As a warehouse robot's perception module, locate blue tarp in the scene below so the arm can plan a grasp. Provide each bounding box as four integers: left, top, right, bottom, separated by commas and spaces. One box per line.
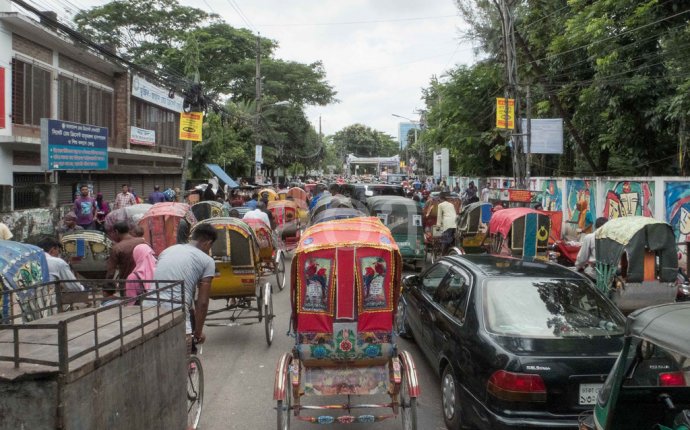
205, 164, 239, 188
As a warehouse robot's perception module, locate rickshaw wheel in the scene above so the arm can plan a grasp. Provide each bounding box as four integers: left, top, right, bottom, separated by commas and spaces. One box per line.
395, 300, 413, 340
187, 355, 204, 429
275, 252, 286, 291
265, 286, 274, 346
276, 366, 291, 429
400, 361, 418, 430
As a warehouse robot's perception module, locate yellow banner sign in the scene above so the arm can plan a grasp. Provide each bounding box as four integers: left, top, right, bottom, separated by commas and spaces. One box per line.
179, 112, 204, 141
496, 98, 515, 129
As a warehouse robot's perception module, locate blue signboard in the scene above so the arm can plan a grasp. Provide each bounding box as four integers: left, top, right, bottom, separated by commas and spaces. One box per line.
40, 119, 108, 171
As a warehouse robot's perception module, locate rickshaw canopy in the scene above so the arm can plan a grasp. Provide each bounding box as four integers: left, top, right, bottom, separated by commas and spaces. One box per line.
194, 217, 259, 258
139, 202, 197, 255
258, 188, 278, 201
625, 302, 690, 358
457, 202, 492, 234
287, 187, 308, 203
595, 216, 677, 283
489, 207, 539, 237
191, 200, 227, 221
0, 241, 49, 291
104, 203, 152, 233
310, 208, 366, 226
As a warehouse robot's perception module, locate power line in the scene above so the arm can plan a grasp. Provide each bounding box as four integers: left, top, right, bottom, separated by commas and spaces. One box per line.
223, 0, 256, 32
257, 14, 458, 27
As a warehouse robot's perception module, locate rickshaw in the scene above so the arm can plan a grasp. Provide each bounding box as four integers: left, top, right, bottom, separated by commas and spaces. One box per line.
309, 208, 367, 226
579, 302, 690, 430
243, 218, 287, 291
268, 200, 301, 249
594, 217, 678, 314
455, 201, 492, 254
366, 196, 425, 271
277, 190, 288, 201
0, 241, 50, 322
273, 217, 420, 428
259, 188, 278, 202
487, 207, 551, 259
138, 202, 197, 256
60, 230, 112, 279
193, 218, 275, 345
191, 200, 227, 221
422, 193, 462, 263
103, 203, 152, 239
287, 187, 309, 225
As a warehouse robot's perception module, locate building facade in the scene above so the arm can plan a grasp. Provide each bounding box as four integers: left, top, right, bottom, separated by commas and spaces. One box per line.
0, 1, 185, 213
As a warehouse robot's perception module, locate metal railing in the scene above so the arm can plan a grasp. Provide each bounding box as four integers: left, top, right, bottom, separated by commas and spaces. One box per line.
0, 279, 185, 374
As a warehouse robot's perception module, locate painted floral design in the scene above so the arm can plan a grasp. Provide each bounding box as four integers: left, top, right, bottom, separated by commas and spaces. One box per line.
303, 257, 331, 312
361, 257, 387, 309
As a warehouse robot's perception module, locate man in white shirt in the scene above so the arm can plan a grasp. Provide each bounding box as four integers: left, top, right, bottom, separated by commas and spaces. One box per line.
243, 201, 271, 227
37, 237, 84, 292
575, 217, 608, 279
436, 192, 458, 255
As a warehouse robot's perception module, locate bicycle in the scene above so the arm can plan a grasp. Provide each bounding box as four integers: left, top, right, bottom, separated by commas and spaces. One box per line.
187, 339, 204, 429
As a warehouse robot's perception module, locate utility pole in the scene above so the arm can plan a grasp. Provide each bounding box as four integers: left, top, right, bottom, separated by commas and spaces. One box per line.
180, 34, 201, 193
525, 85, 531, 184
254, 34, 262, 183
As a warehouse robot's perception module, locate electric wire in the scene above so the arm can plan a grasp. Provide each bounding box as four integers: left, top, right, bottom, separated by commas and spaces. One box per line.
257, 14, 459, 28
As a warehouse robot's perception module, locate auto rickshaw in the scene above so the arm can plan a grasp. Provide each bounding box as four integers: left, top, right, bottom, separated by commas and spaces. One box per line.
366, 196, 425, 271
104, 203, 152, 239
138, 202, 197, 256
579, 302, 690, 430
193, 218, 275, 345
309, 208, 367, 226
243, 218, 286, 291
273, 217, 420, 428
594, 217, 678, 314
0, 241, 50, 322
268, 200, 300, 249
487, 207, 551, 259
455, 202, 492, 254
191, 200, 227, 221
60, 230, 112, 279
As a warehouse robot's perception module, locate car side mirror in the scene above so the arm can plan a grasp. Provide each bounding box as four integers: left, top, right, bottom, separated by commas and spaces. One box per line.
403, 274, 420, 290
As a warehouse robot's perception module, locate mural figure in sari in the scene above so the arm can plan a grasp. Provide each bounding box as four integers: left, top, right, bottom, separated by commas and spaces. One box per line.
566, 180, 595, 234
604, 181, 654, 219
666, 182, 690, 243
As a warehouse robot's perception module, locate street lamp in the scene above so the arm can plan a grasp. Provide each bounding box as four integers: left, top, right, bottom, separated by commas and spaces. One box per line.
392, 113, 420, 175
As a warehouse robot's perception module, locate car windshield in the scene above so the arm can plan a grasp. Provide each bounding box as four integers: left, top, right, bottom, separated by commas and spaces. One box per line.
484, 278, 625, 338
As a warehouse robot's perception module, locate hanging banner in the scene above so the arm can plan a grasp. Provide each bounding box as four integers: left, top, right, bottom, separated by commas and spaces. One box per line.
129, 126, 156, 146
131, 75, 184, 112
496, 98, 515, 129
179, 112, 203, 141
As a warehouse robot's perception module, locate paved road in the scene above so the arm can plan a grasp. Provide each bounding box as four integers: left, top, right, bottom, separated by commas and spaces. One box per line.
198, 253, 446, 430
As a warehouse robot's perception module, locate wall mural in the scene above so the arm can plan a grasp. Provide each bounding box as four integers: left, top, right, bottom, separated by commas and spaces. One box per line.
604, 181, 654, 219
566, 180, 596, 234
540, 180, 562, 211
665, 182, 690, 243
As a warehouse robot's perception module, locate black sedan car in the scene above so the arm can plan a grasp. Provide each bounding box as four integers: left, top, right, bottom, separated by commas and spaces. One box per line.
396, 254, 625, 429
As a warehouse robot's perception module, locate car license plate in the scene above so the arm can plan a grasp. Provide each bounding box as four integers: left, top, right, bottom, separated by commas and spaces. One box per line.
579, 383, 603, 405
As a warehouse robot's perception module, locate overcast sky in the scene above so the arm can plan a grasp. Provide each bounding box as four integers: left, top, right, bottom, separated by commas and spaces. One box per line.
68, 0, 477, 139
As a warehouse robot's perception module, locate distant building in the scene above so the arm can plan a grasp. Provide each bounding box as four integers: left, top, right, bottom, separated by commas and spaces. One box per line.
397, 122, 419, 150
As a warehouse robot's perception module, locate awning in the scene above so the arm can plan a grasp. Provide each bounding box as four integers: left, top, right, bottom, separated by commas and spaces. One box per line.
205, 164, 239, 188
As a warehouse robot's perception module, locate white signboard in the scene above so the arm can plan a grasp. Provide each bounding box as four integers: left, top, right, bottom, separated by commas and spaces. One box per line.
129, 126, 156, 146
255, 145, 263, 163
520, 118, 563, 154
132, 75, 184, 112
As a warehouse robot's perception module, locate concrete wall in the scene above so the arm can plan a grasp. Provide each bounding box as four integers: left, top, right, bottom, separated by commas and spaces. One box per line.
0, 322, 187, 430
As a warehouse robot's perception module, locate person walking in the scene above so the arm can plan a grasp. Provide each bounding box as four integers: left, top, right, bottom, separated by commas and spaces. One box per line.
73, 185, 97, 230
154, 224, 217, 347
113, 184, 136, 210
148, 185, 167, 204
105, 222, 146, 281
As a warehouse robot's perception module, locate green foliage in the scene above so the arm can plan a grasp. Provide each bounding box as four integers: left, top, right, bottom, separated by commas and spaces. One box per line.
331, 124, 399, 159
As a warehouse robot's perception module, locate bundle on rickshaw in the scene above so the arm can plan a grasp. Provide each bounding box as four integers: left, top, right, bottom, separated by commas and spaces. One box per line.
60, 230, 113, 279
138, 202, 197, 256
194, 217, 275, 345
455, 201, 492, 254
366, 196, 425, 271
488, 207, 551, 259
594, 216, 678, 314
273, 217, 419, 428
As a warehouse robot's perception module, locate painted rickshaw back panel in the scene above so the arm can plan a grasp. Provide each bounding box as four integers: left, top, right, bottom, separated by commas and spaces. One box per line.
60, 231, 112, 278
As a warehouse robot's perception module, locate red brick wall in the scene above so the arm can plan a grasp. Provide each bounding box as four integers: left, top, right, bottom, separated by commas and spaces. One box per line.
12, 34, 52, 64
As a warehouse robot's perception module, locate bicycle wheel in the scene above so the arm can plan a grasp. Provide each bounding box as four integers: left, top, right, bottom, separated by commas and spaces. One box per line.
275, 252, 286, 291
400, 361, 417, 430
276, 368, 291, 430
187, 355, 204, 429
265, 290, 274, 346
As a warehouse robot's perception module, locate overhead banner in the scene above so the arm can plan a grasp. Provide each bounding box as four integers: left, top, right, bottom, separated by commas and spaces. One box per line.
520, 118, 564, 154
40, 119, 108, 171
129, 126, 155, 146
179, 112, 203, 141
496, 98, 515, 129
131, 74, 184, 112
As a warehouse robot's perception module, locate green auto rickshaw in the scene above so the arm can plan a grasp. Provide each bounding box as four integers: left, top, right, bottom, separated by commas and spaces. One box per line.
581, 302, 690, 430
366, 195, 425, 271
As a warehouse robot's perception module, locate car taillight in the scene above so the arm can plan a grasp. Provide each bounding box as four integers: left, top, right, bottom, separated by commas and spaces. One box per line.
659, 371, 686, 387
487, 370, 547, 402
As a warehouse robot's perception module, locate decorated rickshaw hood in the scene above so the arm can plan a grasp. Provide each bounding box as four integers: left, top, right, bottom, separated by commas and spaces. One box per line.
140, 202, 196, 224
297, 217, 399, 252
196, 217, 257, 238
489, 207, 541, 236
0, 241, 49, 291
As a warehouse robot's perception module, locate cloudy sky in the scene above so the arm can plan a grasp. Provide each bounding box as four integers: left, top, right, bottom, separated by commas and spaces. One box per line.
65, 0, 478, 139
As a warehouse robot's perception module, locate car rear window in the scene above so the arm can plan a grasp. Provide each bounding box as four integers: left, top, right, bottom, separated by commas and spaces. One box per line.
484, 278, 625, 338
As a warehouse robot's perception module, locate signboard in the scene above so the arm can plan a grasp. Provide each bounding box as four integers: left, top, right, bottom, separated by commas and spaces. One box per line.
40, 119, 108, 171
179, 112, 203, 141
520, 118, 564, 154
0, 67, 5, 129
129, 126, 155, 146
254, 161, 262, 184
508, 189, 534, 203
255, 145, 263, 163
496, 98, 515, 129
131, 75, 184, 112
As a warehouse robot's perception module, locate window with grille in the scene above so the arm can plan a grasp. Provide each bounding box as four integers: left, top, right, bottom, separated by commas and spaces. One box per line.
131, 99, 182, 150
11, 59, 51, 126
58, 75, 113, 133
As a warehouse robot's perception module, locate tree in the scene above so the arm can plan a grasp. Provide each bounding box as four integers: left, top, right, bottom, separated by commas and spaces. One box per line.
332, 124, 398, 158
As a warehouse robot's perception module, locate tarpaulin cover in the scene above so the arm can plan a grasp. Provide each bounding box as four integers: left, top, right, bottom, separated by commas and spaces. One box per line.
489, 207, 540, 237
205, 163, 239, 188
104, 203, 152, 234
595, 216, 665, 246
